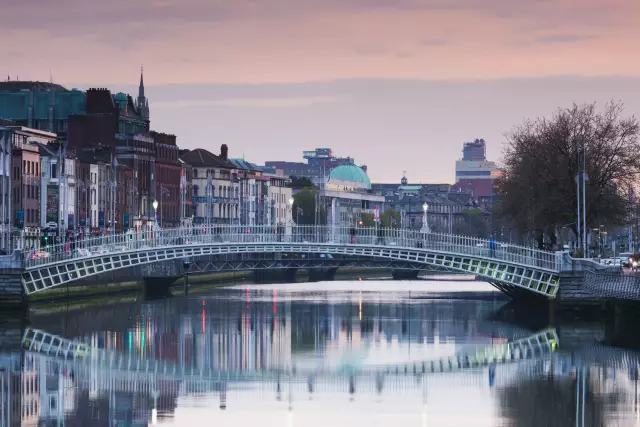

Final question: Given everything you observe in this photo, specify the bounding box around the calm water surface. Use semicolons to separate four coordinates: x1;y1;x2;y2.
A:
4;279;640;426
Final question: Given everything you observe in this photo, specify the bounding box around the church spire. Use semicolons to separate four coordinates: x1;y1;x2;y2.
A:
138;65;145;99
137;66;149;121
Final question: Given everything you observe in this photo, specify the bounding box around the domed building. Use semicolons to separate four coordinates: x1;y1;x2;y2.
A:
317;164;385;227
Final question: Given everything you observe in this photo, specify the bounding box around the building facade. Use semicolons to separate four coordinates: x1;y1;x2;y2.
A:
266;173;292;226
454;139;503;202
180;146;241;227
315;164;385;228
151;131;181;228
3;126;57;249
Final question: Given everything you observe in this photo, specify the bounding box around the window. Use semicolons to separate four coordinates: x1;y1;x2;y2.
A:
193;169;198;178
51;164;57;179
193;185;199;197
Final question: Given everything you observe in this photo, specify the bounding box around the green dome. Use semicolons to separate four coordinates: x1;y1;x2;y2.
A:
329;164;371;189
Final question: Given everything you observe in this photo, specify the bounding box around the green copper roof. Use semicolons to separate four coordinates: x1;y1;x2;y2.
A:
329;164;371;189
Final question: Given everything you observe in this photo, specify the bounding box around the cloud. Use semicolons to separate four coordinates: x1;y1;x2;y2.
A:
354;45;389;56
135;76;640;183
153;96;338;108
419;38;450;47
1;0;630;35
534;33;595;44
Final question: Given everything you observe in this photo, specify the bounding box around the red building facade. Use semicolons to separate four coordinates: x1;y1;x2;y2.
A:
151;131;180;227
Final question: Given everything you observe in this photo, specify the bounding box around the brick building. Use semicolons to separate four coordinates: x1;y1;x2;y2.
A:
151;131;181;227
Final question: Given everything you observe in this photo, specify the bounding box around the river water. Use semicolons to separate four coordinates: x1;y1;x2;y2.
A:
7;279;640;426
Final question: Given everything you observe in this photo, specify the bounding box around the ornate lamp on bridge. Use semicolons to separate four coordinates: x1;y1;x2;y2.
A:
286;197;295;239
421;202;431;233
152;200;159;229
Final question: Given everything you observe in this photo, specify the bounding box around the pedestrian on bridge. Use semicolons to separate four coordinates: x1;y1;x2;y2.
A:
349;227;356;244
489;234;496;257
376;225;385;245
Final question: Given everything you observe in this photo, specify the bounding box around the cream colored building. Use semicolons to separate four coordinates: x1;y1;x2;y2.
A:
180;146;240;226
266;173;293;226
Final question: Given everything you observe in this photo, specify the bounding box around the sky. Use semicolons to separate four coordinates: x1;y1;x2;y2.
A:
2;0;640;182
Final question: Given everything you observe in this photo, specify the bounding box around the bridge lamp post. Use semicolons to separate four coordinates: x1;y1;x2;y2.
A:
152;200;158;229
288;197;294;220
421;203;430;234
286;197;294;240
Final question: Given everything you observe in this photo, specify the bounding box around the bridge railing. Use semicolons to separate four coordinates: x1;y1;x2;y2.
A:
25;225;559;271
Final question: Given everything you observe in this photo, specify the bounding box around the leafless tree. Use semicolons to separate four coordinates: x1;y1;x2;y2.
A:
496;101;640;249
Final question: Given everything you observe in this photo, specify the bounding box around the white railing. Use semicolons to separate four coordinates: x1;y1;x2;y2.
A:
24;225;561;271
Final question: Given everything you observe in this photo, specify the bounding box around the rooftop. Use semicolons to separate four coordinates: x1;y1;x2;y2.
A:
0;81;70;92
179;148;235;168
328;164;371;189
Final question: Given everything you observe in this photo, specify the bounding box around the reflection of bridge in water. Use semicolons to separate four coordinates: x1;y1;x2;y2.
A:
21;327;558;384
4;326;640;426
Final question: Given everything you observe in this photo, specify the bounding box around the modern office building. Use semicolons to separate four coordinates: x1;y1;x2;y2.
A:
265;148;367;181
454;139;503;202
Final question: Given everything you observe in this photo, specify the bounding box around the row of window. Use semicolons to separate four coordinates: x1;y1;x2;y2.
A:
193;185;239;198
192;204;239;219
193;169;231;180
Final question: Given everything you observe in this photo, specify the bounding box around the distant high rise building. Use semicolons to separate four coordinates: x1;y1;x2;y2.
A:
462;139;486;161
454;138;502;202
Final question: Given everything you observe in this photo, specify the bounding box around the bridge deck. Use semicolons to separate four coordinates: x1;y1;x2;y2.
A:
21;226;562;298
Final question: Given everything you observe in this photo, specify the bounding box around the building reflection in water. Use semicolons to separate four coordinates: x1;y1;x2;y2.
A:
2;289;640;425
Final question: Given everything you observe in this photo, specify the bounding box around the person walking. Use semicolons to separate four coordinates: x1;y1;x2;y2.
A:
377;225;385;245
349;227;356;244
489;234;497;258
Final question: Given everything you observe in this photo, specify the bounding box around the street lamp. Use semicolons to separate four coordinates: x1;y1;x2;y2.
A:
421;203;430;233
288;198;294;223
160;185;170;228
152;200;158;228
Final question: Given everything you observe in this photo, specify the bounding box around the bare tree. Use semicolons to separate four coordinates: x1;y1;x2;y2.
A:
496;101;640;249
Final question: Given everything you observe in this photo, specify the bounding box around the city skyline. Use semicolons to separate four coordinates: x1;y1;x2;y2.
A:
4;0;640;182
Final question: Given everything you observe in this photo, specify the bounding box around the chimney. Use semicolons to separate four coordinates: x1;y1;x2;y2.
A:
220;144;228;160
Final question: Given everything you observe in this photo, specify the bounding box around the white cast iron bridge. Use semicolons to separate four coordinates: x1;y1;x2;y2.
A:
22;226;563;298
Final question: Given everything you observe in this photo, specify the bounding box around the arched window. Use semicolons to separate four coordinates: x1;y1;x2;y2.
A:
193;169;198;178
218;205;222;216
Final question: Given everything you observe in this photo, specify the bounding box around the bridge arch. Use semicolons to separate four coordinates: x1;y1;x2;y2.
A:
24;240;560;298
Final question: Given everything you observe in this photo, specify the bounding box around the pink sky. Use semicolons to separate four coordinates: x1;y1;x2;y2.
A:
3;0;640;182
